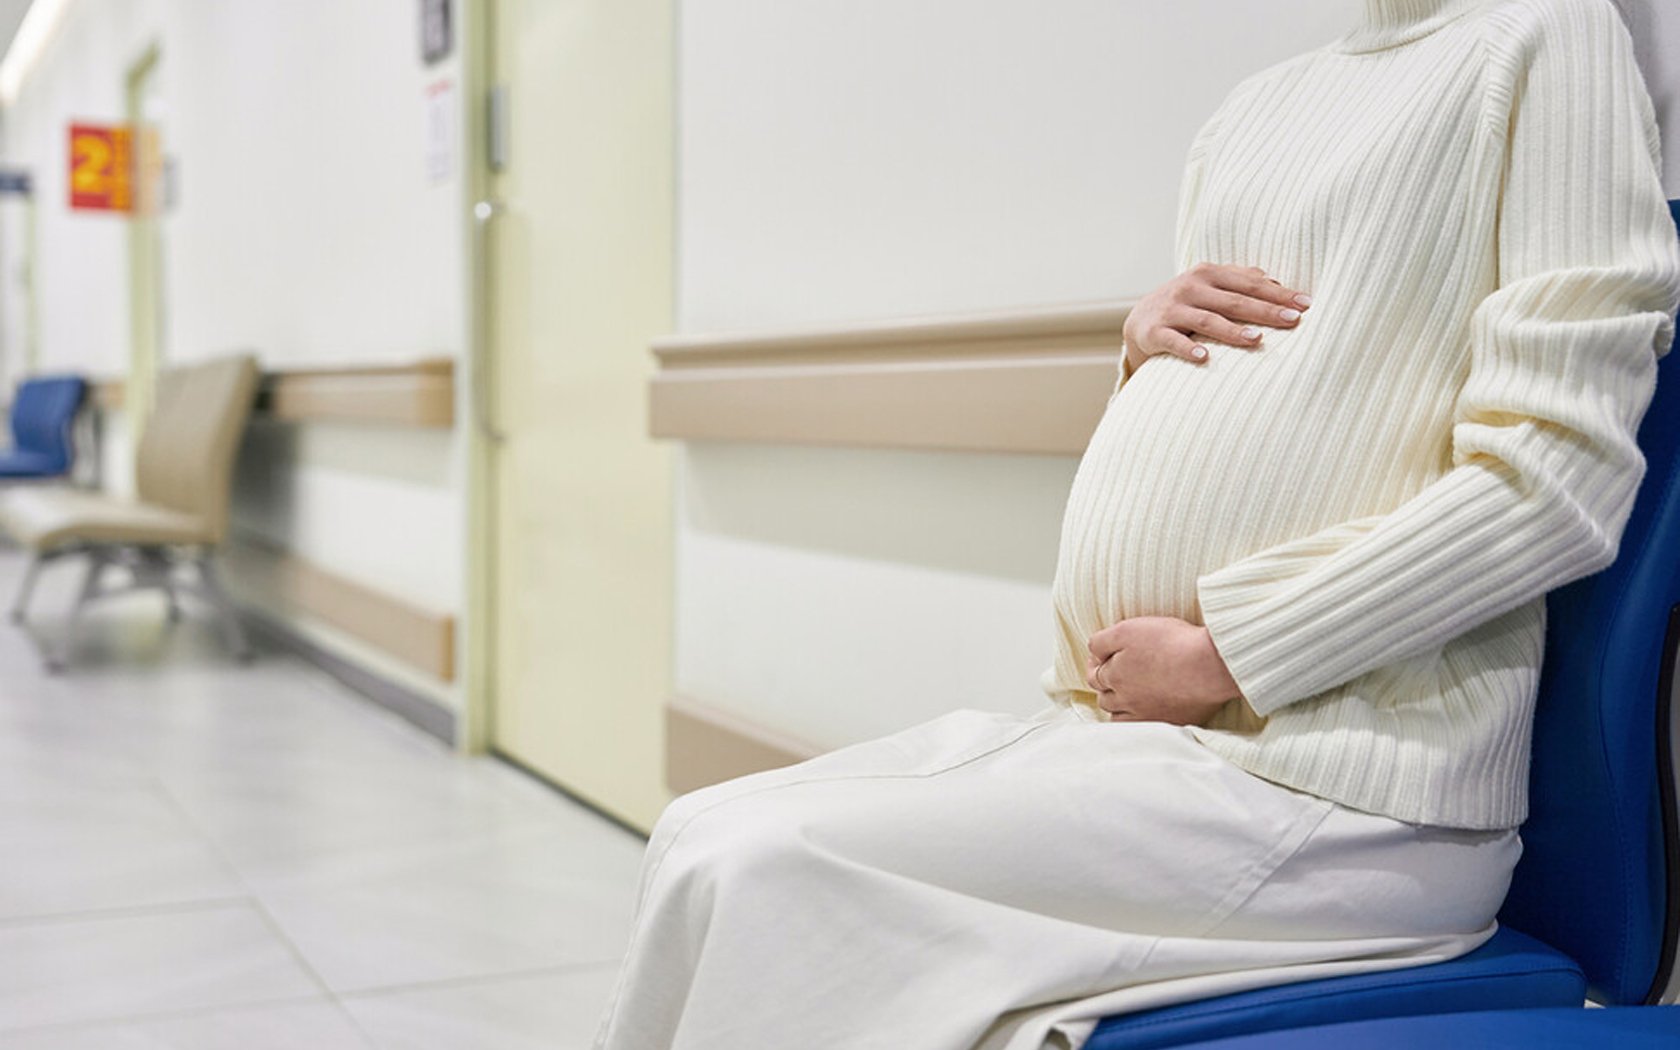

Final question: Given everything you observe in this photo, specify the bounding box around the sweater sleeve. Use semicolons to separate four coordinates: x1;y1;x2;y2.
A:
1193;0;1680;718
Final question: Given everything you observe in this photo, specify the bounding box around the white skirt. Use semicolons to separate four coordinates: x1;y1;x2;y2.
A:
592;704;1521;1050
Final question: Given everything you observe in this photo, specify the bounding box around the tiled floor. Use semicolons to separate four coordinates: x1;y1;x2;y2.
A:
0;548;646;1048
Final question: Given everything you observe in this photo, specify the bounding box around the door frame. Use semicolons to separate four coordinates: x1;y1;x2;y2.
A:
460;0;498;754
123;42;162;441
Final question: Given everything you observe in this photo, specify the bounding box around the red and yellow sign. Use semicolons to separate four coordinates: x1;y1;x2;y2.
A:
68;123;132;212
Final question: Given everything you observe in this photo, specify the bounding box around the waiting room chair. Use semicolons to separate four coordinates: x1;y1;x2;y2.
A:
1172;1005;1680;1049
0;374;86;479
0;354;260;671
1081;200;1680;1047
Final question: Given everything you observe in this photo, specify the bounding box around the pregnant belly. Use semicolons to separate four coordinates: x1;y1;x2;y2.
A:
1054;341;1424;640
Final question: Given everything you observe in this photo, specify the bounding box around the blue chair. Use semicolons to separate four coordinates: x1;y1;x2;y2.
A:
1173;1006;1680;1050
0;375;86;479
1084;198;1680;1047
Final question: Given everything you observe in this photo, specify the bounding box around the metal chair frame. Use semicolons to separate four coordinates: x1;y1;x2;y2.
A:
10;543;252;672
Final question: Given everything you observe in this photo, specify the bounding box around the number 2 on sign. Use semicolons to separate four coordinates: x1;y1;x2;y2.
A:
68;124;131;211
71;133;110;194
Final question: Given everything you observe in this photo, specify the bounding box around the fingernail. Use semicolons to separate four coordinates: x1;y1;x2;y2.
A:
1240;326;1261;340
1193;345;1208;359
1293;294;1313;308
1279;308;1301;322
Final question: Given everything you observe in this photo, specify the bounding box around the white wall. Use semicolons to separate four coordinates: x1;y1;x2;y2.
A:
680;0;1357;334
0;0;468;706
673;0;1680;751
1621;0;1680;196
0;195;31;392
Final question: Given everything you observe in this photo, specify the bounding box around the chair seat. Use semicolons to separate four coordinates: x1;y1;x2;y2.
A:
0;488;211;550
1085;926;1585;1050
1170;1005;1680;1049
0;449;68;478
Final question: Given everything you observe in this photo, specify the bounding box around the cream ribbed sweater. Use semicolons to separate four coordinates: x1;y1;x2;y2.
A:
1042;0;1680;830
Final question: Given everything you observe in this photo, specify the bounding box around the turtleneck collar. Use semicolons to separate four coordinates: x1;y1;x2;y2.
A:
1329;0;1489;54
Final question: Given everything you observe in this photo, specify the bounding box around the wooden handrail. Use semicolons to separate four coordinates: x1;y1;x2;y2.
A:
92;357;455;428
649;300;1135;455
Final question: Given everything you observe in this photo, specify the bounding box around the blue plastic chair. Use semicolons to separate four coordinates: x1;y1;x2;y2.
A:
1172;1005;1680;1050
1084;199;1680;1047
0;375;86;479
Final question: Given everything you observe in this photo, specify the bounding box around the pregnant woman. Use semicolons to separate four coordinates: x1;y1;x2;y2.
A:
594;1;1680;1047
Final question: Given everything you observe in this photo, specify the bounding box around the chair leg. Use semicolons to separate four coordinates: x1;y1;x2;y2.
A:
10;552;45;624
130;548;180;623
49;550;109;673
195;554;253;663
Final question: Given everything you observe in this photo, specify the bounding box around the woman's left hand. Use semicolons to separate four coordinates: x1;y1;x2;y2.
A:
1085;616;1242;725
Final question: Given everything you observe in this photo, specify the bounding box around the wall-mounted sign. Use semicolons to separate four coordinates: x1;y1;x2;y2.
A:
0;170;31;196
424;78;455;183
420;0;452;65
68;123;132;211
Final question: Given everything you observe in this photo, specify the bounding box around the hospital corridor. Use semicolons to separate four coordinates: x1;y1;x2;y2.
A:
0;547;643;1046
1;1;1680;1048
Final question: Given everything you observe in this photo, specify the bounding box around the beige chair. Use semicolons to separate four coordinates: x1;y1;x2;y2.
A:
0;354;261;670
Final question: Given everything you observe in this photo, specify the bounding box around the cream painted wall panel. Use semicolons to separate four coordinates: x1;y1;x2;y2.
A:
232;425;460;611
676;442;1077;742
679;441;1075;586
677;0;1360;332
158;2;463;366
1621;0;1680;196
677;529;1059;747
0;197;32;387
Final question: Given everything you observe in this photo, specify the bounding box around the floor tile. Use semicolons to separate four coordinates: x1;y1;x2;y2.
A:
343;966;620;1050
156;745;595;889
0;1000;371;1049
257;823;644;992
0;903;323;1032
0;771;242;920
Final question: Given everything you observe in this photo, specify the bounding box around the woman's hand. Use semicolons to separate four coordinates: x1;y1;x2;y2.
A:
1122;263;1313;371
1085;616;1243;726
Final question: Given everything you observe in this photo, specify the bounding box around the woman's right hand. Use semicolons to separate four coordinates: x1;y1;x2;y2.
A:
1122;263;1313;371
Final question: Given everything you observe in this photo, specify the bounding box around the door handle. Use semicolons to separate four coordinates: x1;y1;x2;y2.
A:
472;198;507;444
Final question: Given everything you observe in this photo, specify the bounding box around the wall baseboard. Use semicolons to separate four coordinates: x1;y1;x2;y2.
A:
224;538;456;681
665;696;823;795
241;606;456;744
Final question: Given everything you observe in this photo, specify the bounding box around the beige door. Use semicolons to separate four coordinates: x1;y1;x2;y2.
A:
478;0;675;831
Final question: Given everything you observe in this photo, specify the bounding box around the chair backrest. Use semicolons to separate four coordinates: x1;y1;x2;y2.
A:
134;354;259;544
1498;199;1680;1006
10;374;86;472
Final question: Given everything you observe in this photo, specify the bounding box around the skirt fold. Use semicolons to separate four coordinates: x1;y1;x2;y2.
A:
593;705;1520;1050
